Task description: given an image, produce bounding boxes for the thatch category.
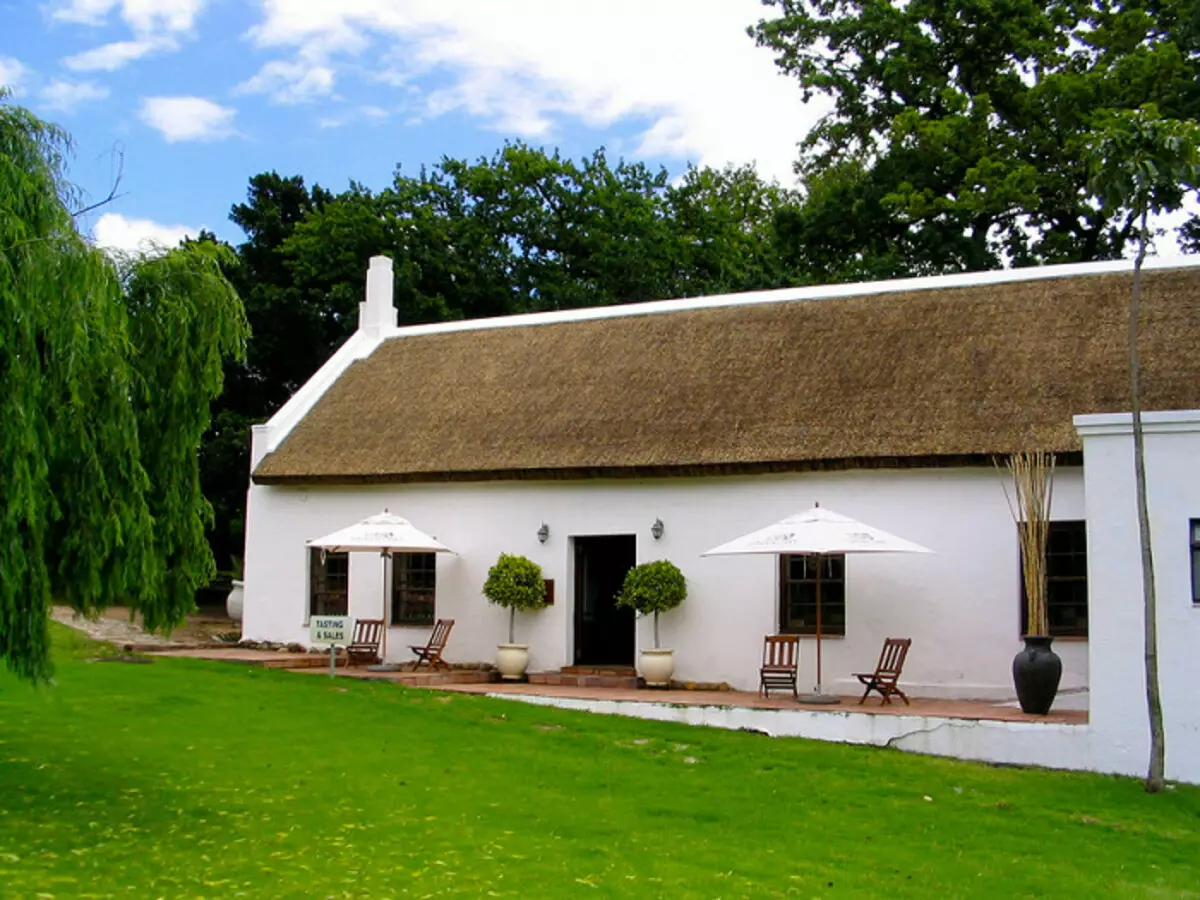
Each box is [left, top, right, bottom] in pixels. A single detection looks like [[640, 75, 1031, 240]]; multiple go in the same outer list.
[[252, 267, 1200, 485]]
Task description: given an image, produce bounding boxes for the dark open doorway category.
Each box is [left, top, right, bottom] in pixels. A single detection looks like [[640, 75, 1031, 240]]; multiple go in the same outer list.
[[573, 535, 636, 666]]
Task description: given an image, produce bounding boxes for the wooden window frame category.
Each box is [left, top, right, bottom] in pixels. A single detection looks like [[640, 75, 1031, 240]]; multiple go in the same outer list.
[[778, 554, 846, 637], [309, 548, 349, 618], [1191, 520, 1200, 605], [1020, 520, 1088, 638], [392, 552, 436, 626]]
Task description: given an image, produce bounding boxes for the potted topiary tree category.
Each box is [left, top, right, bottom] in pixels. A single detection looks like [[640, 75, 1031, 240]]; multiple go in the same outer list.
[[483, 553, 548, 680], [1002, 451, 1062, 714], [615, 559, 687, 688]]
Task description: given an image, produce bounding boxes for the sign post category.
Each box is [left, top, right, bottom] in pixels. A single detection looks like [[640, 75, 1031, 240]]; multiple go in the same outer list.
[[310, 615, 353, 678]]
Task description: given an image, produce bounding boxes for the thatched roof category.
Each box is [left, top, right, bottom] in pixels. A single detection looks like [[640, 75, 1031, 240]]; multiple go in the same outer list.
[[253, 266, 1200, 485]]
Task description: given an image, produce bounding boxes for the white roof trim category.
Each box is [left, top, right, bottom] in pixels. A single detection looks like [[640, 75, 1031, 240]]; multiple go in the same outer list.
[[373, 255, 1200, 341], [1074, 410, 1200, 437], [253, 328, 387, 462]]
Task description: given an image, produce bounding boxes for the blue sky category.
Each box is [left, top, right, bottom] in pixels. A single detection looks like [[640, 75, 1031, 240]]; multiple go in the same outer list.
[[1, 0, 819, 252]]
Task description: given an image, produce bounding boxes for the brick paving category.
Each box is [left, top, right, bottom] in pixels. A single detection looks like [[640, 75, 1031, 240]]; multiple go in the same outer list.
[[434, 681, 1088, 725]]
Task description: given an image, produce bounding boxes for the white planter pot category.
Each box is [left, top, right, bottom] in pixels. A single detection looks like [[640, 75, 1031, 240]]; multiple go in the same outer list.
[[639, 648, 675, 687], [226, 579, 245, 622], [496, 643, 530, 680]]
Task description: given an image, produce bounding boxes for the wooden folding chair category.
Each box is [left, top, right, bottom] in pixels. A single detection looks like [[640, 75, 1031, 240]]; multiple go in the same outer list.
[[854, 638, 912, 705], [409, 618, 455, 671], [759, 634, 800, 699], [344, 618, 384, 667]]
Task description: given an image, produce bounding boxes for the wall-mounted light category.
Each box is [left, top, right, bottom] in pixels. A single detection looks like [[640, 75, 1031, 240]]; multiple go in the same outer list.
[[651, 518, 665, 540], [537, 523, 550, 544]]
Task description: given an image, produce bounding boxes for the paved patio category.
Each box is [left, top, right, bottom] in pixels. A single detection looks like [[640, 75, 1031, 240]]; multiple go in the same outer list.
[[141, 645, 1087, 725], [147, 647, 329, 669], [434, 681, 1088, 725]]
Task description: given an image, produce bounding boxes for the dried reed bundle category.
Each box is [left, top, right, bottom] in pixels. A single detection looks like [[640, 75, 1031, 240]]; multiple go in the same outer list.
[[1000, 452, 1056, 637]]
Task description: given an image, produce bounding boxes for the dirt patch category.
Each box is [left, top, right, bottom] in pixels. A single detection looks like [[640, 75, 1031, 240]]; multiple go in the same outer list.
[[51, 605, 241, 648]]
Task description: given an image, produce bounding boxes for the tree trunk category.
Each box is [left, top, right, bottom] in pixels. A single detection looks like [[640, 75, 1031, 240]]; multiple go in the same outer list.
[[509, 606, 516, 645], [1130, 206, 1166, 792], [653, 611, 660, 650]]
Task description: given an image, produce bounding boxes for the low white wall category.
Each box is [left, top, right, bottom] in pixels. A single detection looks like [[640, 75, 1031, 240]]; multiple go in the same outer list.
[[1077, 411, 1200, 785], [244, 466, 1088, 701], [489, 692, 1097, 775]]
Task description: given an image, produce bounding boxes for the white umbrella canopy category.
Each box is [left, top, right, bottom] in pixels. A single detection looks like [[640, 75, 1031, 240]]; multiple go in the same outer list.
[[702, 506, 933, 558], [703, 505, 932, 702], [307, 511, 454, 555], [307, 511, 455, 665]]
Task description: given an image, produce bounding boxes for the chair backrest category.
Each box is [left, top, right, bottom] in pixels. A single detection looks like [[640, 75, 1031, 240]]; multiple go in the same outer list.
[[352, 618, 384, 647], [762, 634, 800, 669], [875, 637, 912, 676], [427, 618, 455, 651]]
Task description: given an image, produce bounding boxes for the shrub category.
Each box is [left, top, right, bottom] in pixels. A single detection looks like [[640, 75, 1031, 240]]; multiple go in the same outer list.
[[483, 554, 547, 644], [615, 560, 686, 649]]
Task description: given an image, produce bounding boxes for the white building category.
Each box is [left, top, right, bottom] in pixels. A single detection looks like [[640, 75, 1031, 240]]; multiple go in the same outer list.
[[242, 255, 1200, 781]]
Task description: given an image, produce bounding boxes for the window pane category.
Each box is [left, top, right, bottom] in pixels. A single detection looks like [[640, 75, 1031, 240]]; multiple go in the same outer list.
[[1193, 542, 1200, 604], [1033, 521, 1088, 638], [310, 549, 349, 617], [393, 552, 437, 624], [780, 554, 845, 636]]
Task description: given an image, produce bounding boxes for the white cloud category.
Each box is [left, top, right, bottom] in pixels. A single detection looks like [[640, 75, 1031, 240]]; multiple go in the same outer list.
[[139, 95, 236, 142], [92, 212, 194, 253], [39, 79, 110, 113], [0, 56, 27, 94], [63, 39, 170, 72], [235, 59, 336, 104], [54, 1, 205, 72], [52, 0, 205, 33], [245, 0, 820, 184], [318, 104, 391, 129], [50, 0, 117, 25]]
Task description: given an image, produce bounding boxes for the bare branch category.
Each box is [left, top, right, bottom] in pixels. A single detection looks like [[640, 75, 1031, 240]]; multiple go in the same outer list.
[[70, 145, 126, 218]]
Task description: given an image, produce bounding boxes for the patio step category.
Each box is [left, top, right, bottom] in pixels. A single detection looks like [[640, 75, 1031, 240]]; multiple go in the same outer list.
[[384, 669, 497, 686], [561, 665, 638, 677], [529, 670, 642, 689]]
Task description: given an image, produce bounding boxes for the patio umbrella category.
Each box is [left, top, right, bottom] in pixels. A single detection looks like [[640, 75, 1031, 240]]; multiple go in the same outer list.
[[307, 510, 455, 665], [703, 505, 932, 704]]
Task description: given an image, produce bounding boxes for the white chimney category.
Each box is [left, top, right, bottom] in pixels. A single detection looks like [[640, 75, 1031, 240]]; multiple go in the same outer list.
[[358, 255, 397, 333]]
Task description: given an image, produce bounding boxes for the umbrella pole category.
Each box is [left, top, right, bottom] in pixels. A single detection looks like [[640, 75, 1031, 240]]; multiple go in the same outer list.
[[815, 556, 823, 692], [798, 554, 840, 705], [366, 551, 404, 672], [381, 553, 388, 663]]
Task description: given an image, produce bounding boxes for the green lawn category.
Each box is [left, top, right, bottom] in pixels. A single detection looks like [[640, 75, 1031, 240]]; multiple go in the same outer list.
[[0, 627, 1197, 898]]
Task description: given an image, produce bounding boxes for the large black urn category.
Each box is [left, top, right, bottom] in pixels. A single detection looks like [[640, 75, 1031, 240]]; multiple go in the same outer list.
[[1012, 636, 1062, 715]]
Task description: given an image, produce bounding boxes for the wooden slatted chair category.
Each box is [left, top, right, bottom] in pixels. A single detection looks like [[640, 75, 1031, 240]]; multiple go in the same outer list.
[[344, 618, 384, 668], [854, 637, 912, 705], [759, 634, 800, 699], [409, 618, 455, 671]]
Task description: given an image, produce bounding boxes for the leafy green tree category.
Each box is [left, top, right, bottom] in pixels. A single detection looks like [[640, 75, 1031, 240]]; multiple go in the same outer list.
[[1085, 105, 1200, 793], [121, 244, 249, 629], [1, 97, 246, 679], [753, 0, 1200, 276], [482, 554, 548, 645], [615, 561, 688, 649], [666, 163, 801, 294]]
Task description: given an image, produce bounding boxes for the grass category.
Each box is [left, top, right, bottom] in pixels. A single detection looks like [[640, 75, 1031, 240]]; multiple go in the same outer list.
[[0, 627, 1198, 898]]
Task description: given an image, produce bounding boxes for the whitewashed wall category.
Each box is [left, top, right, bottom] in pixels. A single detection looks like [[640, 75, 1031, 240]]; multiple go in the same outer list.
[[1077, 411, 1200, 784], [243, 466, 1088, 700]]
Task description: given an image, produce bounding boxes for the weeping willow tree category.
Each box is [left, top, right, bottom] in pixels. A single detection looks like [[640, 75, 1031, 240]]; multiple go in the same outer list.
[[1, 95, 247, 680]]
